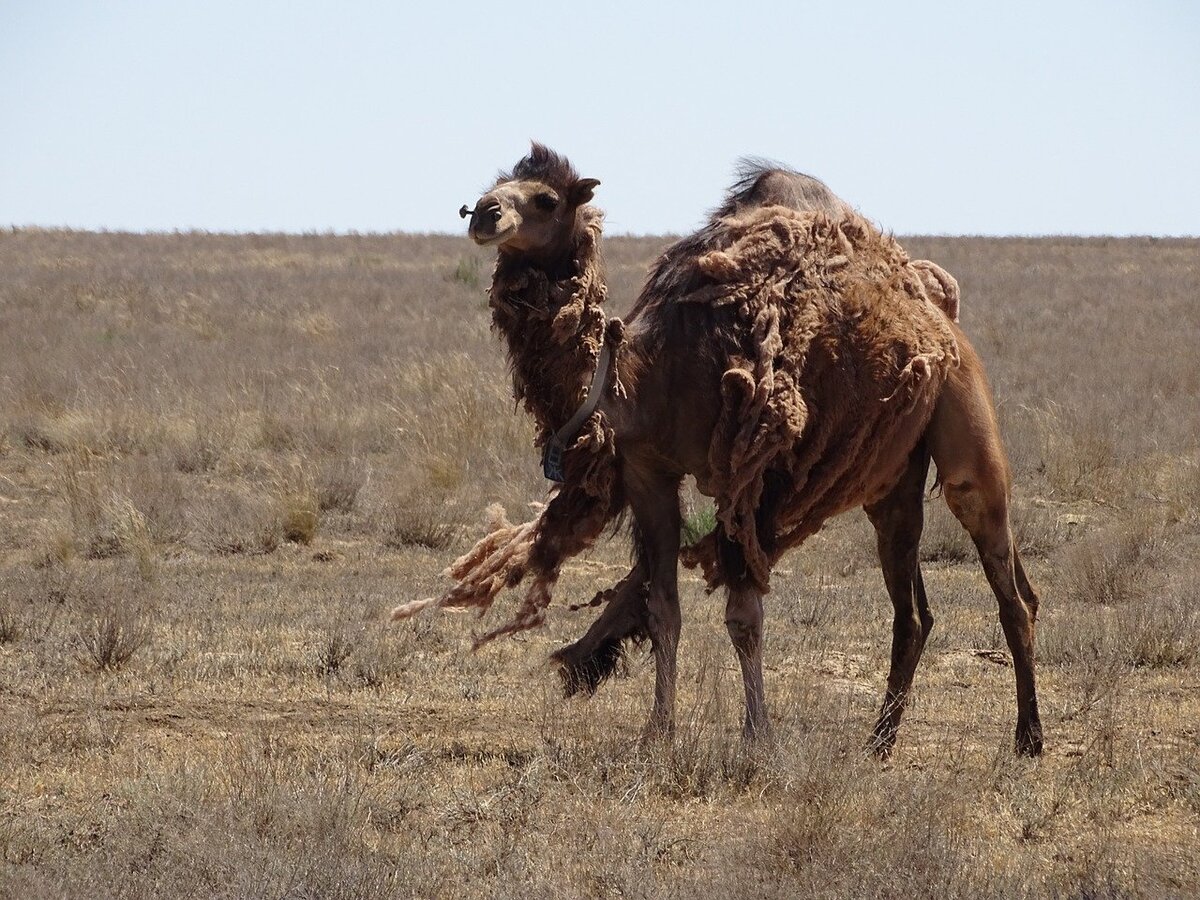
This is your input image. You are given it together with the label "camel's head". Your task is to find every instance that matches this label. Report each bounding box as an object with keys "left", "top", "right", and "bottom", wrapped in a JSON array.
[{"left": 461, "top": 143, "right": 600, "bottom": 256}]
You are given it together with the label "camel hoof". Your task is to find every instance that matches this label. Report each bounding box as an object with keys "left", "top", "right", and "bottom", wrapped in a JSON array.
[
  {"left": 1015, "top": 725, "right": 1044, "bottom": 757},
  {"left": 867, "top": 724, "right": 898, "bottom": 759},
  {"left": 550, "top": 638, "right": 622, "bottom": 698},
  {"left": 638, "top": 718, "right": 675, "bottom": 748},
  {"left": 867, "top": 738, "right": 895, "bottom": 760},
  {"left": 742, "top": 717, "right": 774, "bottom": 746}
]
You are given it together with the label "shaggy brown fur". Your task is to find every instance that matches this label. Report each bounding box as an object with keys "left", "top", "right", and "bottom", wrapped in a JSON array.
[
  {"left": 397, "top": 147, "right": 1044, "bottom": 757},
  {"left": 672, "top": 205, "right": 960, "bottom": 592}
]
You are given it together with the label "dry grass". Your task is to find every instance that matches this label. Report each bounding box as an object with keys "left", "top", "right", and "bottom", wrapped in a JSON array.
[
  {"left": 379, "top": 487, "right": 467, "bottom": 552},
  {"left": 0, "top": 601, "right": 21, "bottom": 645},
  {"left": 74, "top": 580, "right": 152, "bottom": 672},
  {"left": 1, "top": 229, "right": 1198, "bottom": 897}
]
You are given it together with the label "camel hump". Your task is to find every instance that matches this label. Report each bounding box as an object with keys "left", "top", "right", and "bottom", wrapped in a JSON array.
[
  {"left": 727, "top": 160, "right": 855, "bottom": 218},
  {"left": 910, "top": 259, "right": 961, "bottom": 322}
]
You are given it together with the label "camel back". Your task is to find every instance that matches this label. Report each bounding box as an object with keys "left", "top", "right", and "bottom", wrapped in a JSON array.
[
  {"left": 634, "top": 164, "right": 960, "bottom": 324},
  {"left": 678, "top": 205, "right": 961, "bottom": 591}
]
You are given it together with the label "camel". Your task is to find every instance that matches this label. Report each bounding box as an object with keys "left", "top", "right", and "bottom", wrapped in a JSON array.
[{"left": 395, "top": 144, "right": 1043, "bottom": 757}]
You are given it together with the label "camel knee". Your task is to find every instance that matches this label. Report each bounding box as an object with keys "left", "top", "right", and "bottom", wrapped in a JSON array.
[
  {"left": 1021, "top": 584, "right": 1041, "bottom": 621},
  {"left": 725, "top": 588, "right": 763, "bottom": 652},
  {"left": 646, "top": 590, "right": 681, "bottom": 643},
  {"left": 725, "top": 616, "right": 761, "bottom": 654},
  {"left": 997, "top": 597, "right": 1034, "bottom": 633},
  {"left": 896, "top": 604, "right": 933, "bottom": 643},
  {"left": 890, "top": 607, "right": 926, "bottom": 654},
  {"left": 920, "top": 607, "right": 934, "bottom": 638},
  {"left": 1014, "top": 554, "right": 1041, "bottom": 619}
]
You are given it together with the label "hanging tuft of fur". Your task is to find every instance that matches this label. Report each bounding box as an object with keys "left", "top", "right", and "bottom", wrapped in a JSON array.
[
  {"left": 390, "top": 503, "right": 538, "bottom": 625},
  {"left": 910, "top": 259, "right": 961, "bottom": 322}
]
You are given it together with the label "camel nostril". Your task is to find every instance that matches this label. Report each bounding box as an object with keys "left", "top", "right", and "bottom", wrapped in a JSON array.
[{"left": 488, "top": 208, "right": 502, "bottom": 224}]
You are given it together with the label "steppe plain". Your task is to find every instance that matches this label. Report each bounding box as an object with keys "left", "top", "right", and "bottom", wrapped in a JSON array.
[{"left": 1, "top": 228, "right": 1198, "bottom": 897}]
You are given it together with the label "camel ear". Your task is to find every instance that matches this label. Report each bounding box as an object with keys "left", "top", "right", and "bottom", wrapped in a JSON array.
[{"left": 570, "top": 178, "right": 601, "bottom": 206}]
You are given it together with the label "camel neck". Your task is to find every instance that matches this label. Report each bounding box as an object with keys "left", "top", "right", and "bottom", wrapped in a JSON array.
[{"left": 487, "top": 209, "right": 619, "bottom": 445}]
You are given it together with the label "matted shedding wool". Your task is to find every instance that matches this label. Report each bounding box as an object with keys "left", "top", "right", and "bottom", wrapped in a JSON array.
[
  {"left": 394, "top": 203, "right": 961, "bottom": 642},
  {"left": 679, "top": 206, "right": 960, "bottom": 590}
]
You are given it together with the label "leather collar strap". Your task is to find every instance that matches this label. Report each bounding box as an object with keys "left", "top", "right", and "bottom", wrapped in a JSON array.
[{"left": 541, "top": 341, "right": 611, "bottom": 482}]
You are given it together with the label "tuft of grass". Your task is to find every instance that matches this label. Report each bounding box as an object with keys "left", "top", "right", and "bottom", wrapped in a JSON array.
[
  {"left": 125, "top": 456, "right": 189, "bottom": 546},
  {"left": 313, "top": 627, "right": 356, "bottom": 679},
  {"left": 257, "top": 412, "right": 297, "bottom": 452},
  {"left": 33, "top": 521, "right": 77, "bottom": 568},
  {"left": 282, "top": 501, "right": 319, "bottom": 545},
  {"left": 76, "top": 590, "right": 151, "bottom": 672},
  {"left": 424, "top": 454, "right": 465, "bottom": 493},
  {"left": 450, "top": 255, "right": 481, "bottom": 289},
  {"left": 0, "top": 601, "right": 22, "bottom": 644},
  {"left": 315, "top": 456, "right": 367, "bottom": 513},
  {"left": 920, "top": 502, "right": 975, "bottom": 563},
  {"left": 50, "top": 457, "right": 158, "bottom": 567},
  {"left": 1029, "top": 402, "right": 1125, "bottom": 503},
  {"left": 1040, "top": 558, "right": 1199, "bottom": 675},
  {"left": 194, "top": 487, "right": 282, "bottom": 555},
  {"left": 270, "top": 461, "right": 321, "bottom": 545},
  {"left": 351, "top": 635, "right": 389, "bottom": 690},
  {"left": 381, "top": 490, "right": 464, "bottom": 551},
  {"left": 681, "top": 504, "right": 717, "bottom": 546},
  {"left": 170, "top": 419, "right": 228, "bottom": 473},
  {"left": 1058, "top": 515, "right": 1170, "bottom": 608},
  {"left": 1123, "top": 572, "right": 1200, "bottom": 668},
  {"left": 781, "top": 574, "right": 839, "bottom": 630}
]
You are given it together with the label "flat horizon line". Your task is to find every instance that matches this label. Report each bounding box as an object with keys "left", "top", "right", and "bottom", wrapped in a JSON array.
[{"left": 3, "top": 224, "right": 1198, "bottom": 241}]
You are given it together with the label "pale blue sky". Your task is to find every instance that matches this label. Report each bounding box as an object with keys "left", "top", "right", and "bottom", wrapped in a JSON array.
[{"left": 2, "top": 0, "right": 1197, "bottom": 235}]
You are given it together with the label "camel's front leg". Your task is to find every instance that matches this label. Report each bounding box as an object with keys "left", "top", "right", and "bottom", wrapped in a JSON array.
[
  {"left": 551, "top": 562, "right": 649, "bottom": 696},
  {"left": 726, "top": 584, "right": 769, "bottom": 739},
  {"left": 626, "top": 467, "right": 683, "bottom": 741}
]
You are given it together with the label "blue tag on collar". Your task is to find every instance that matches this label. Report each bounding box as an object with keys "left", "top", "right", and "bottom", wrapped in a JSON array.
[{"left": 542, "top": 438, "right": 565, "bottom": 483}]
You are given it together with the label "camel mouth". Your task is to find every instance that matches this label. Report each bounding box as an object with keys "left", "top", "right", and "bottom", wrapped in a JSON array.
[{"left": 472, "top": 225, "right": 516, "bottom": 247}]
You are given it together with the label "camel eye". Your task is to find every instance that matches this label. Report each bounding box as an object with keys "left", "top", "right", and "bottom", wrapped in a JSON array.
[{"left": 534, "top": 192, "right": 558, "bottom": 212}]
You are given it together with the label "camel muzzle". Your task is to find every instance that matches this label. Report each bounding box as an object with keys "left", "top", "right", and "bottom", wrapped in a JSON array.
[
  {"left": 460, "top": 201, "right": 502, "bottom": 222},
  {"left": 462, "top": 200, "right": 505, "bottom": 243}
]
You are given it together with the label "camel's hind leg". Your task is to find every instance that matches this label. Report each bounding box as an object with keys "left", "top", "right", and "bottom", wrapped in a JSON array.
[
  {"left": 864, "top": 443, "right": 934, "bottom": 757},
  {"left": 928, "top": 339, "right": 1044, "bottom": 756}
]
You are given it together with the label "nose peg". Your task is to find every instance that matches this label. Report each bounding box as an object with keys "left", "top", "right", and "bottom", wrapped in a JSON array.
[{"left": 459, "top": 204, "right": 473, "bottom": 219}]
